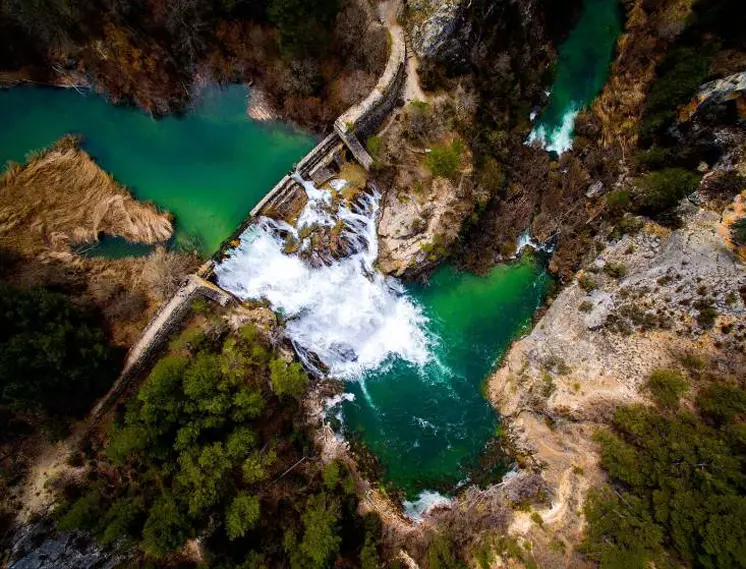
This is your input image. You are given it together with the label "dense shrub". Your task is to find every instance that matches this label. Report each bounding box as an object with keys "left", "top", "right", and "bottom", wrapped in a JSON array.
[
  {"left": 731, "top": 217, "right": 746, "bottom": 246},
  {"left": 0, "top": 282, "right": 118, "bottom": 416},
  {"left": 639, "top": 47, "right": 713, "bottom": 143},
  {"left": 634, "top": 168, "right": 701, "bottom": 215},
  {"left": 426, "top": 141, "right": 464, "bottom": 180},
  {"left": 583, "top": 368, "right": 746, "bottom": 568},
  {"left": 647, "top": 369, "right": 688, "bottom": 409}
]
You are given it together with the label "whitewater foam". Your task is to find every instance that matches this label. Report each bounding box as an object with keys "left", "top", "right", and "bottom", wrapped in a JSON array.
[
  {"left": 403, "top": 490, "right": 453, "bottom": 522},
  {"left": 215, "top": 175, "right": 433, "bottom": 380},
  {"left": 526, "top": 105, "right": 579, "bottom": 155}
]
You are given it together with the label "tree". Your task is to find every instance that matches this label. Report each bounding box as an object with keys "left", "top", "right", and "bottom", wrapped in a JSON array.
[
  {"left": 141, "top": 493, "right": 192, "bottom": 559},
  {"left": 226, "top": 494, "right": 261, "bottom": 540},
  {"left": 299, "top": 493, "right": 341, "bottom": 569},
  {"left": 269, "top": 358, "right": 309, "bottom": 400},
  {"left": 0, "top": 283, "right": 118, "bottom": 416},
  {"left": 267, "top": 0, "right": 340, "bottom": 57}
]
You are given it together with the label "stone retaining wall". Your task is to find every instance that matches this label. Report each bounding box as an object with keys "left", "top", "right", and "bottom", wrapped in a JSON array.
[
  {"left": 335, "top": 23, "right": 407, "bottom": 141},
  {"left": 89, "top": 276, "right": 234, "bottom": 424}
]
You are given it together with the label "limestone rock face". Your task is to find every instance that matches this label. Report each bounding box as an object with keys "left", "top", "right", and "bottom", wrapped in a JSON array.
[
  {"left": 408, "top": 0, "right": 470, "bottom": 64},
  {"left": 10, "top": 521, "right": 122, "bottom": 569},
  {"left": 377, "top": 177, "right": 473, "bottom": 277}
]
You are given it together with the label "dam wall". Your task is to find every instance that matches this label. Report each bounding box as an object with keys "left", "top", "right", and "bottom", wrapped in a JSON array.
[{"left": 103, "top": 14, "right": 410, "bottom": 419}]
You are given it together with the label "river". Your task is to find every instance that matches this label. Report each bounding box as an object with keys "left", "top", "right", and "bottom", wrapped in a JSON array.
[
  {"left": 2, "top": 58, "right": 605, "bottom": 509},
  {"left": 0, "top": 84, "right": 315, "bottom": 254},
  {"left": 528, "top": 0, "right": 622, "bottom": 153}
]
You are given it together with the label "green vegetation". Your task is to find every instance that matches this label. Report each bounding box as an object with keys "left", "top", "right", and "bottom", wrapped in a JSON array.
[
  {"left": 647, "top": 369, "right": 689, "bottom": 410},
  {"left": 582, "top": 362, "right": 746, "bottom": 568},
  {"left": 426, "top": 141, "right": 464, "bottom": 180},
  {"left": 639, "top": 47, "right": 713, "bottom": 143},
  {"left": 428, "top": 533, "right": 467, "bottom": 569},
  {"left": 270, "top": 358, "right": 309, "bottom": 400},
  {"left": 0, "top": 282, "right": 118, "bottom": 416},
  {"left": 57, "top": 322, "right": 380, "bottom": 567},
  {"left": 268, "top": 0, "right": 340, "bottom": 57},
  {"left": 578, "top": 273, "right": 598, "bottom": 292},
  {"left": 366, "top": 135, "right": 383, "bottom": 156},
  {"left": 602, "top": 262, "right": 627, "bottom": 279},
  {"left": 634, "top": 168, "right": 701, "bottom": 216},
  {"left": 732, "top": 217, "right": 746, "bottom": 246}
]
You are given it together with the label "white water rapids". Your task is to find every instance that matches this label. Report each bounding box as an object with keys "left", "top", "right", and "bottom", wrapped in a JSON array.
[
  {"left": 215, "top": 175, "right": 432, "bottom": 380},
  {"left": 526, "top": 106, "right": 579, "bottom": 155},
  {"left": 216, "top": 174, "right": 481, "bottom": 521}
]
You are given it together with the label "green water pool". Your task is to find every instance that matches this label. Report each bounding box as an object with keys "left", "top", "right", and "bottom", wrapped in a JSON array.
[
  {"left": 1, "top": 83, "right": 551, "bottom": 498},
  {"left": 342, "top": 256, "right": 550, "bottom": 495},
  {"left": 530, "top": 0, "right": 622, "bottom": 152},
  {"left": 0, "top": 85, "right": 315, "bottom": 254}
]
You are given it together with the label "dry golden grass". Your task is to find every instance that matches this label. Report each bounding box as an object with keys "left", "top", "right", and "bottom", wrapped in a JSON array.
[
  {"left": 0, "top": 135, "right": 172, "bottom": 257},
  {"left": 0, "top": 136, "right": 199, "bottom": 347},
  {"left": 592, "top": 0, "right": 694, "bottom": 154}
]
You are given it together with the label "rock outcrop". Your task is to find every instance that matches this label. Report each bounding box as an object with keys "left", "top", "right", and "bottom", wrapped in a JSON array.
[
  {"left": 377, "top": 175, "right": 473, "bottom": 276},
  {"left": 407, "top": 0, "right": 470, "bottom": 65},
  {"left": 487, "top": 202, "right": 746, "bottom": 564},
  {"left": 10, "top": 521, "right": 122, "bottom": 569}
]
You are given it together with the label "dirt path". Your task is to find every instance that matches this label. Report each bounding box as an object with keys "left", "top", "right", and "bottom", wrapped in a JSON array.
[{"left": 379, "top": 0, "right": 428, "bottom": 104}]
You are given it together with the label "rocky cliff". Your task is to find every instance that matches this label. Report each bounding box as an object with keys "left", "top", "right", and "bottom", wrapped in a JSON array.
[{"left": 486, "top": 194, "right": 746, "bottom": 564}]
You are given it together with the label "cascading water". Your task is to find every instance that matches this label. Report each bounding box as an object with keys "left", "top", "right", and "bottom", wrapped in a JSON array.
[
  {"left": 216, "top": 176, "right": 432, "bottom": 380},
  {"left": 526, "top": 0, "right": 622, "bottom": 155},
  {"left": 217, "top": 174, "right": 550, "bottom": 519}
]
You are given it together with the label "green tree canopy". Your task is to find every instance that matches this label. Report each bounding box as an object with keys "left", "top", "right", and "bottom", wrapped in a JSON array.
[{"left": 0, "top": 282, "right": 118, "bottom": 416}]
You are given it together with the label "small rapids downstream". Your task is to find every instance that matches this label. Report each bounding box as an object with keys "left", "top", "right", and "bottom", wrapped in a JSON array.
[
  {"left": 527, "top": 0, "right": 622, "bottom": 154},
  {"left": 217, "top": 175, "right": 549, "bottom": 511}
]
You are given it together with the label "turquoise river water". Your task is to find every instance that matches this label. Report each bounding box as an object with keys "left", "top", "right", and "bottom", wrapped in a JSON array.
[
  {"left": 528, "top": 0, "right": 622, "bottom": 153},
  {"left": 0, "top": 84, "right": 315, "bottom": 254},
  {"left": 0, "top": 84, "right": 554, "bottom": 503}
]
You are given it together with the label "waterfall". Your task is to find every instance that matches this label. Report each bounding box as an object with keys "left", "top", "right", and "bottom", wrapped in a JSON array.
[{"left": 215, "top": 175, "right": 433, "bottom": 380}]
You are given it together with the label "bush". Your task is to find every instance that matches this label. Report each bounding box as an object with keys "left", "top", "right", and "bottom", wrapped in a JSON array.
[
  {"left": 634, "top": 168, "right": 700, "bottom": 215},
  {"left": 647, "top": 369, "right": 688, "bottom": 409},
  {"left": 731, "top": 217, "right": 746, "bottom": 246},
  {"left": 635, "top": 146, "right": 671, "bottom": 170},
  {"left": 605, "top": 190, "right": 631, "bottom": 213},
  {"left": 603, "top": 262, "right": 628, "bottom": 279},
  {"left": 612, "top": 216, "right": 645, "bottom": 239},
  {"left": 426, "top": 141, "right": 464, "bottom": 180},
  {"left": 579, "top": 273, "right": 598, "bottom": 292},
  {"left": 366, "top": 136, "right": 382, "bottom": 157}
]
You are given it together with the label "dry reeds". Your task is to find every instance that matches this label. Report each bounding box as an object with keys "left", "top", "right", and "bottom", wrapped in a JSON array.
[{"left": 0, "top": 136, "right": 172, "bottom": 257}]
